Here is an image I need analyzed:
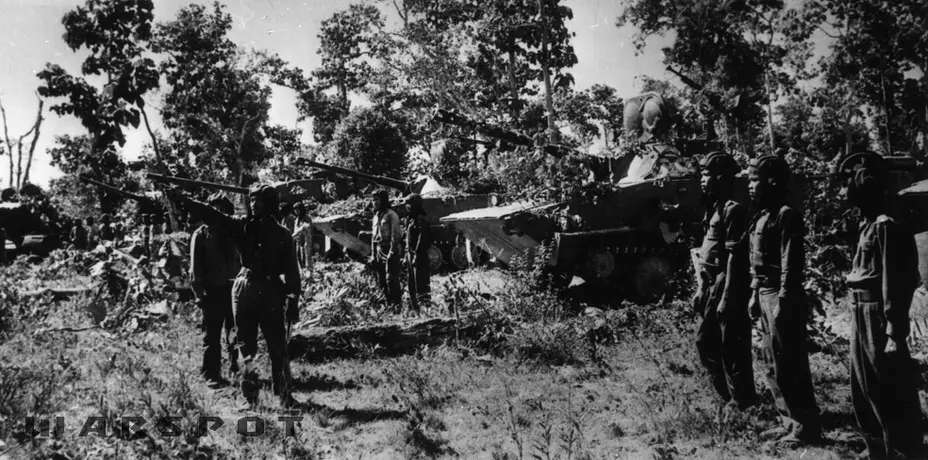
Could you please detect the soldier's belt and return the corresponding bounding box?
[752,277,780,289]
[851,289,881,303]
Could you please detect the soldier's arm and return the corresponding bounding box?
[879,219,915,340]
[388,212,402,255]
[779,207,804,299]
[283,231,302,296]
[170,194,242,237]
[189,229,206,298]
[720,203,748,308]
[413,218,425,255]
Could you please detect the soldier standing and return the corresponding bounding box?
[747,154,821,447]
[86,216,98,248]
[404,194,432,312]
[369,190,402,308]
[70,219,89,251]
[838,151,924,460]
[167,185,301,408]
[99,214,115,242]
[292,202,314,272]
[693,151,756,409]
[190,194,242,389]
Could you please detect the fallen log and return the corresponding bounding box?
[20,286,96,301]
[288,312,490,362]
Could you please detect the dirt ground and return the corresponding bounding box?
[2,261,927,460]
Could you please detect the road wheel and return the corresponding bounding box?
[633,255,674,303]
[450,244,469,270]
[427,245,444,272]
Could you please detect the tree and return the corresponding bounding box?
[323,107,409,178]
[47,134,135,215]
[0,94,44,188]
[618,0,814,157]
[153,2,279,185]
[37,0,160,158]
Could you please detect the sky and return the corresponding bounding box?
[0,0,683,189]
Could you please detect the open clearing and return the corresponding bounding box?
[1,258,926,460]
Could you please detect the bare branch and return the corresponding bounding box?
[22,96,43,186]
[0,96,14,188]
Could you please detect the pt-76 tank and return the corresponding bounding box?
[300,160,498,272]
[0,196,63,259]
[437,93,809,301]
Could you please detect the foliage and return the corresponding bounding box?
[46,134,138,215]
[37,0,159,152]
[618,0,815,156]
[152,2,279,185]
[322,107,410,178]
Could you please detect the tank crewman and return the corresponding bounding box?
[70,219,89,251]
[404,193,432,312]
[190,193,242,389]
[369,190,403,308]
[85,216,98,248]
[747,154,821,447]
[838,151,924,460]
[167,184,301,408]
[693,151,756,410]
[99,214,115,242]
[292,202,314,272]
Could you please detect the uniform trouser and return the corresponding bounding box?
[201,284,238,379]
[757,288,821,437]
[372,244,402,306]
[232,274,293,404]
[694,276,755,405]
[406,254,431,310]
[300,241,313,272]
[851,296,923,459]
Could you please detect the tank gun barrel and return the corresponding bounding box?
[295,159,411,193]
[79,176,164,210]
[145,173,250,194]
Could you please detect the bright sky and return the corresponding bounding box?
[0,0,679,189]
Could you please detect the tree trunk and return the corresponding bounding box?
[538,0,557,144]
[764,73,777,155]
[880,72,893,155]
[141,105,180,232]
[22,98,44,186]
[508,50,521,120]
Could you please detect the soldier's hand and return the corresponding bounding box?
[195,295,208,309]
[748,291,761,320]
[885,337,898,354]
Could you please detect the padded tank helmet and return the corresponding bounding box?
[748,154,791,183]
[249,184,279,213]
[699,151,740,177]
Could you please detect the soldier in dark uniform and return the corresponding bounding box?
[70,219,89,251]
[99,214,115,242]
[404,193,432,312]
[747,154,821,447]
[693,151,756,409]
[369,190,403,308]
[190,194,241,388]
[838,151,924,460]
[167,185,301,408]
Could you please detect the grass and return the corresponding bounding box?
[0,252,925,459]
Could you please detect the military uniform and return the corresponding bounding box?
[694,199,755,406]
[750,203,821,439]
[847,215,923,458]
[190,222,242,384]
[70,224,89,251]
[405,212,432,311]
[372,207,403,306]
[840,150,924,459]
[172,194,301,406]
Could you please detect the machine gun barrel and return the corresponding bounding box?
[146,173,250,194]
[79,176,164,210]
[297,159,411,193]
